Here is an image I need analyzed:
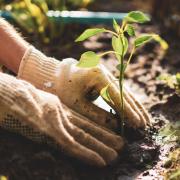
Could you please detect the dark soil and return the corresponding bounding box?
[0,1,180,179]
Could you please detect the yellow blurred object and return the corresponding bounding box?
[83,0,93,7]
[153,34,169,50]
[24,0,47,33]
[0,176,8,180]
[4,0,48,42]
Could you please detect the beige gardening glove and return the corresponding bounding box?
[0,72,124,167]
[18,47,151,129]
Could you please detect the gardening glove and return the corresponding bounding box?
[18,46,151,129]
[0,72,124,167]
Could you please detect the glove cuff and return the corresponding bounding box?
[18,46,60,93]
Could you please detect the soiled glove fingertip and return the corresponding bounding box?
[115,136,125,152]
[91,156,106,167]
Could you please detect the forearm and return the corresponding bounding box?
[0,18,29,73]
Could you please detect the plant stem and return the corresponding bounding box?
[98,51,121,57]
[119,70,124,135]
[104,30,118,37]
[127,46,135,66]
[119,36,125,136]
[121,20,127,32]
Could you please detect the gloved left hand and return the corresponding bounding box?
[0,72,124,167]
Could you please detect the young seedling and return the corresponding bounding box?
[75,11,168,135]
[157,73,180,95]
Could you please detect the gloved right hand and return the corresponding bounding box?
[18,47,150,129]
[0,72,124,167]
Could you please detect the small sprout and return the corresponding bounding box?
[75,10,168,134]
[157,73,180,95]
[158,121,180,144]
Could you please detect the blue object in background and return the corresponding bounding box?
[47,10,127,24]
[0,10,14,22]
[0,10,127,25]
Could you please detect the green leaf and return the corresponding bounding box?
[158,121,180,144]
[75,28,106,42]
[116,63,127,73]
[125,11,150,23]
[100,85,111,102]
[77,51,100,68]
[157,73,176,89]
[112,36,123,60]
[125,24,135,36]
[123,36,128,56]
[112,35,128,59]
[113,19,120,33]
[134,34,153,48]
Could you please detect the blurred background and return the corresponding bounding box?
[0,0,180,59]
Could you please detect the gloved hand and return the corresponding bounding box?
[18,47,150,129]
[0,72,124,167]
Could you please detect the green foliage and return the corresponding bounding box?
[122,36,128,55]
[77,51,100,68]
[125,24,135,36]
[112,36,123,60]
[134,34,153,47]
[116,63,127,73]
[158,121,180,144]
[100,85,111,102]
[75,11,168,134]
[157,73,180,95]
[124,11,150,24]
[5,1,47,32]
[1,0,50,43]
[75,28,106,42]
